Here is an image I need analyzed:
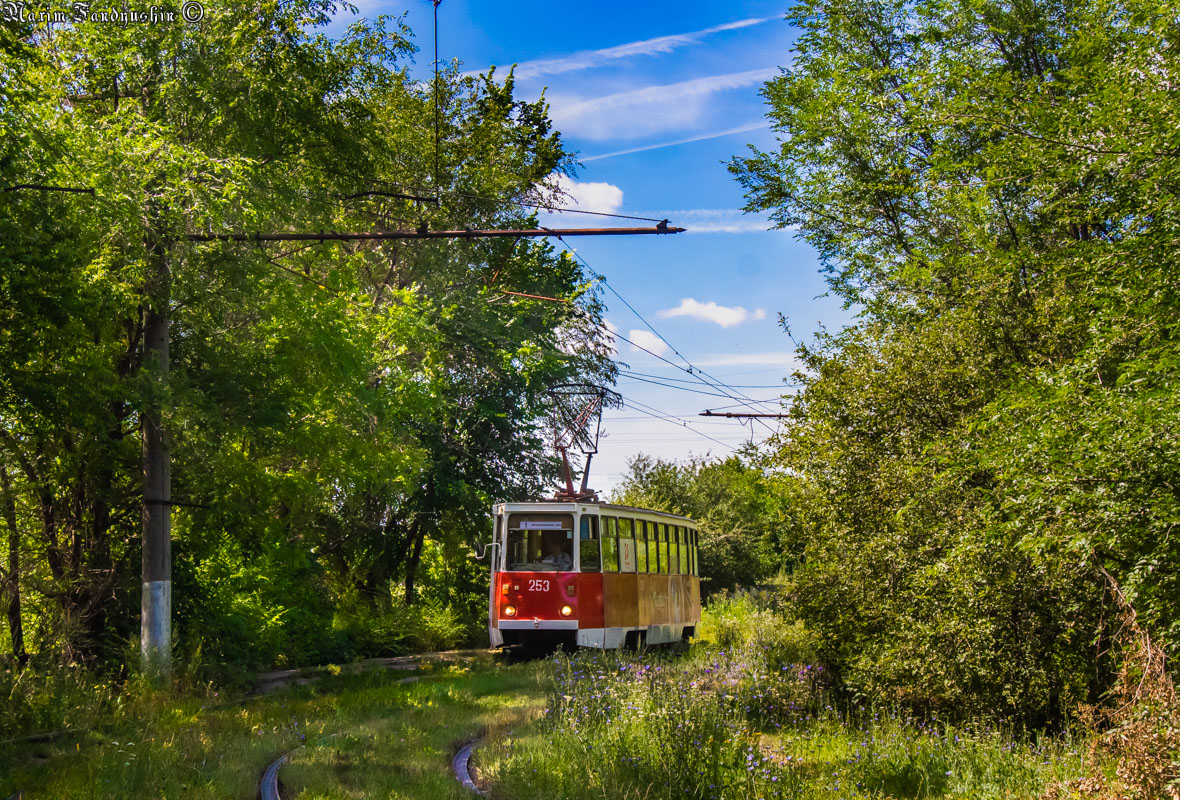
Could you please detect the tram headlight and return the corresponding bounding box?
[560,604,573,617]
[504,604,517,617]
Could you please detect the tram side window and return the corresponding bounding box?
[602,517,619,572]
[691,529,699,576]
[669,525,679,575]
[635,520,648,573]
[658,523,670,574]
[647,522,660,574]
[618,518,636,572]
[678,526,688,574]
[579,516,601,572]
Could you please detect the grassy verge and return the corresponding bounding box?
[282,661,543,799]
[1,656,545,800]
[3,591,1136,799]
[476,595,1099,800]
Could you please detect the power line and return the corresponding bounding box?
[451,189,668,222]
[616,395,736,451]
[8,56,663,234]
[698,398,788,412]
[602,324,780,420]
[606,417,745,426]
[618,368,791,389]
[602,326,786,413]
[617,373,749,399]
[546,238,783,428]
[4,73,96,193]
[616,372,786,405]
[589,315,781,416]
[273,160,667,223]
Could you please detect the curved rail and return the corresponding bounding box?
[255,650,494,799]
[452,739,485,796]
[259,749,296,800]
[260,733,486,800]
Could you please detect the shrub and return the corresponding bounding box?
[698,589,819,670]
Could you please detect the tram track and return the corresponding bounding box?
[452,738,486,796]
[255,649,499,800]
[260,726,486,800]
[254,643,673,798]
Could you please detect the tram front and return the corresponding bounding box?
[488,503,603,650]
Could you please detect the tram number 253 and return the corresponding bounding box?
[528,579,550,592]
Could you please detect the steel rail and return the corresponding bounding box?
[254,648,494,799]
[452,739,485,795]
[259,749,297,800]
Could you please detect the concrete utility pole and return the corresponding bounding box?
[141,243,171,681]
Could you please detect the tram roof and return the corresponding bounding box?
[494,500,697,526]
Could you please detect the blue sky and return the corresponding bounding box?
[330,1,851,492]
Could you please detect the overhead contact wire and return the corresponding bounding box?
[615,395,737,451]
[548,240,783,427]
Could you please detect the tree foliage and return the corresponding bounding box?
[732,0,1180,723]
[612,452,802,596]
[0,2,612,676]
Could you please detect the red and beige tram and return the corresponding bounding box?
[487,500,701,650]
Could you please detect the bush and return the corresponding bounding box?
[331,582,468,656]
[698,588,819,670]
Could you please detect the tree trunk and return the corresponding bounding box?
[0,467,26,664]
[403,478,436,605]
[404,518,425,605]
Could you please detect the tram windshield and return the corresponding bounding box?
[505,513,574,571]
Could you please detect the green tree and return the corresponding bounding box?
[732,0,1180,722]
[613,452,801,595]
[0,2,612,675]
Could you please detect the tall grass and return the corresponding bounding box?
[2,658,542,800]
[0,658,128,741]
[479,595,1094,799]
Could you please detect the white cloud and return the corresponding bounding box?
[683,219,776,234]
[694,351,798,368]
[627,329,670,356]
[582,122,769,162]
[494,17,777,81]
[550,174,624,214]
[548,68,778,141]
[642,208,788,235]
[658,298,766,328]
[603,318,620,356]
